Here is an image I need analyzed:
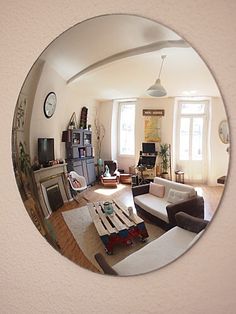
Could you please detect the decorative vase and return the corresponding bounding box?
[161,172,169,179]
[103,202,114,215]
[97,158,103,166]
[128,206,134,217]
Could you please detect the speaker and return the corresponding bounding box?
[131,175,139,186]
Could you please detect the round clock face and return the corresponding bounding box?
[44,92,57,118]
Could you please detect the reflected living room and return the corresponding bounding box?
[12,14,229,276]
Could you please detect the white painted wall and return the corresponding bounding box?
[30,62,67,161]
[97,100,113,162]
[208,97,229,185]
[63,85,99,158]
[136,97,174,160]
[29,63,98,162]
[16,60,44,156]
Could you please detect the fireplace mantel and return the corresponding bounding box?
[33,163,72,217]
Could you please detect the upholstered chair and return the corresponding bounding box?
[100,160,120,187]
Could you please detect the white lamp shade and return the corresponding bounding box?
[147,78,167,97]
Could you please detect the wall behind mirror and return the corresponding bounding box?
[12,14,230,276]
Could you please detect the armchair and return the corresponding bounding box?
[100,160,120,187]
[94,212,209,276]
[67,171,88,202]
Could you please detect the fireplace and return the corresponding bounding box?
[33,163,72,217]
[46,184,64,212]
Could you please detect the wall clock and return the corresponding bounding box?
[43,92,57,118]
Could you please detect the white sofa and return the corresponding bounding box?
[95,212,209,276]
[132,177,204,228]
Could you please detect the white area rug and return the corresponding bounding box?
[62,205,164,270]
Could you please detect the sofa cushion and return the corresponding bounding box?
[149,182,165,198]
[113,226,196,276]
[134,193,169,223]
[167,188,190,204]
[154,177,196,199]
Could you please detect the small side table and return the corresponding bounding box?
[175,170,184,184]
[120,173,132,184]
[217,176,226,184]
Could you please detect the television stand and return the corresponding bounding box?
[137,151,157,180]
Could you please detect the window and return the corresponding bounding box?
[179,117,190,160]
[174,99,209,183]
[181,102,205,114]
[177,100,208,161]
[119,102,135,155]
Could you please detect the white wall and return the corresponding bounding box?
[63,85,99,158]
[16,60,44,154]
[136,97,174,162]
[97,100,113,161]
[30,62,67,161]
[29,63,99,162]
[208,97,229,185]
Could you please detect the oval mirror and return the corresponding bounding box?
[219,120,229,144]
[12,14,230,276]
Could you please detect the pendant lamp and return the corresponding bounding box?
[147,55,167,97]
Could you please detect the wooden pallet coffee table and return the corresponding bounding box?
[87,199,149,254]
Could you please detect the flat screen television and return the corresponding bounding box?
[142,142,156,154]
[38,138,55,166]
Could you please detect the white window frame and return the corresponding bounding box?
[118,101,136,156]
[176,99,209,161]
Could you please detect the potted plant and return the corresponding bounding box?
[19,142,31,175]
[159,143,170,179]
[18,141,32,198]
[94,114,105,172]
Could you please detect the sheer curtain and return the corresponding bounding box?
[174,100,209,184]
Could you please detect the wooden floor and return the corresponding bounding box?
[191,184,224,220]
[49,183,134,273]
[49,182,224,273]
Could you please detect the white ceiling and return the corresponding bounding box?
[40,14,220,99]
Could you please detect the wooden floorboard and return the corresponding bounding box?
[48,182,224,273]
[49,200,99,273]
[192,184,224,220]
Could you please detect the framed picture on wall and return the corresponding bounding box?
[144,116,161,142]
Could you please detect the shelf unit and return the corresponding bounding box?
[137,151,158,182]
[62,129,96,185]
